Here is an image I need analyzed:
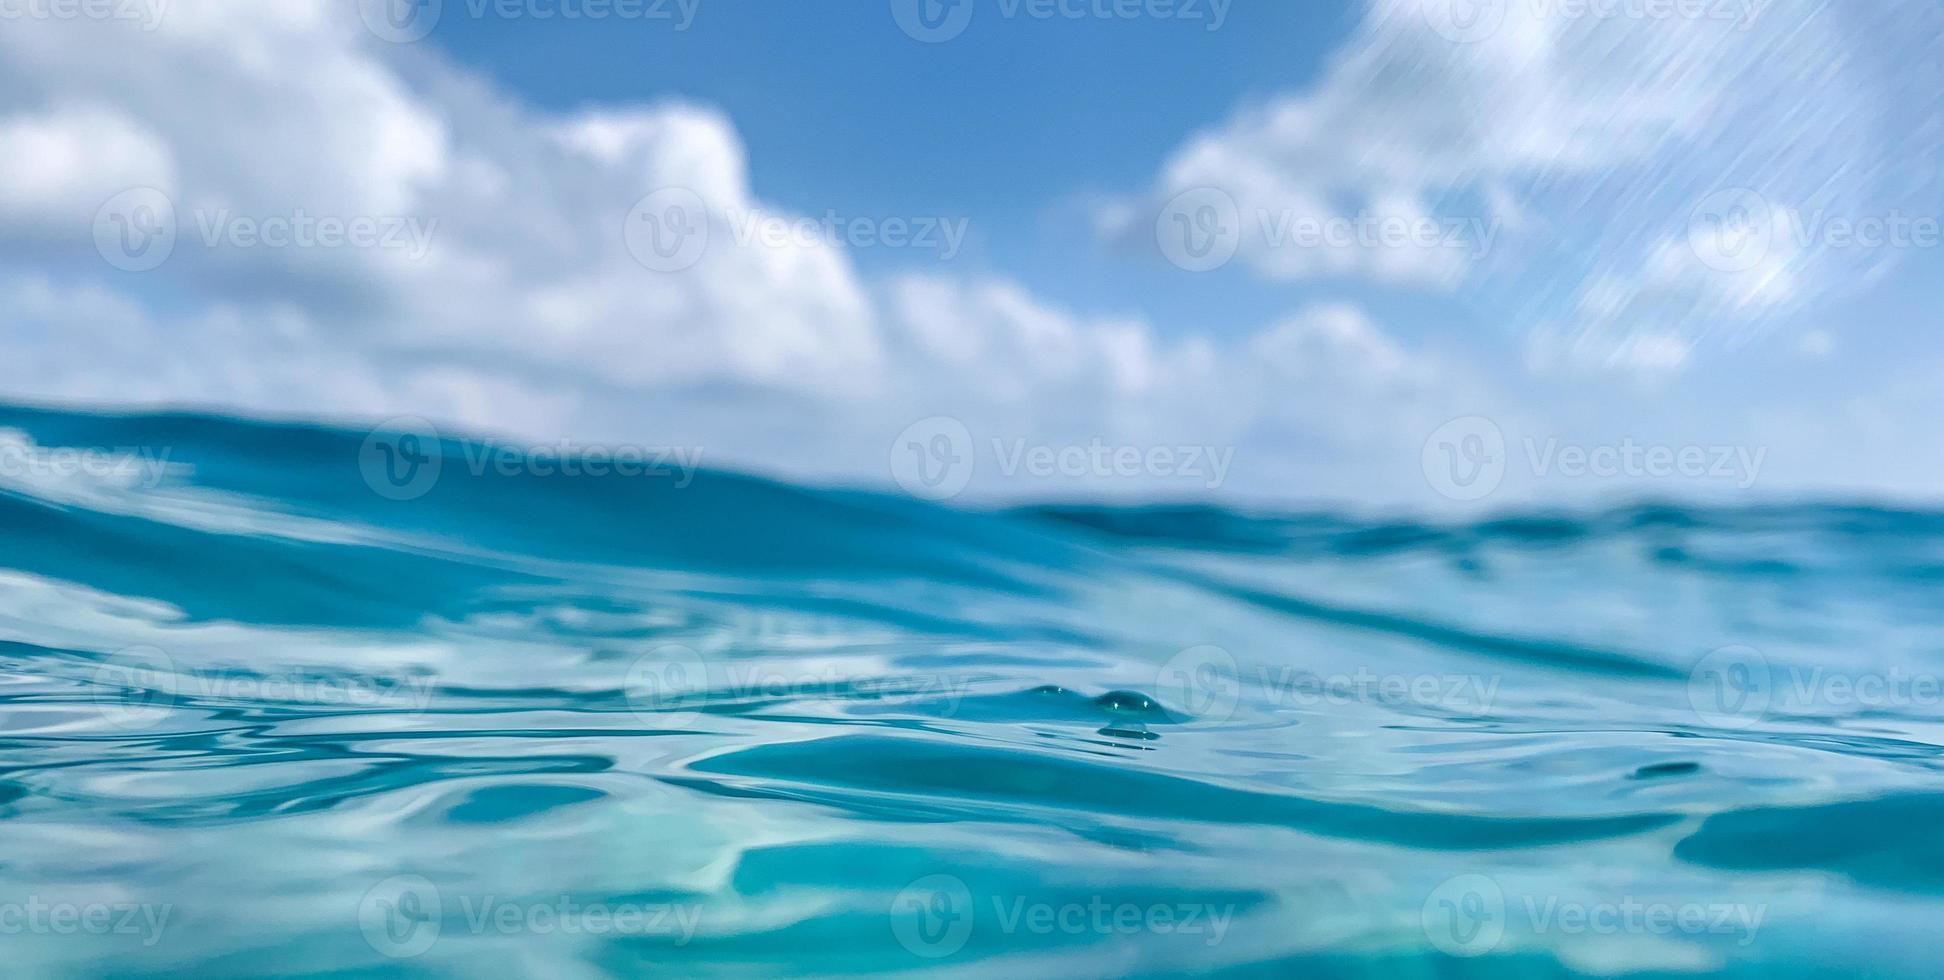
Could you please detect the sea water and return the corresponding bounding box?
[1,403,1941,977]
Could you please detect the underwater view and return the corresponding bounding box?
[4,403,1944,976]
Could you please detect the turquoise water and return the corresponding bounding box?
[2,403,1942,977]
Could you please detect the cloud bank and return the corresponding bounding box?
[0,0,1938,507]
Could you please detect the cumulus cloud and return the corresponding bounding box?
[0,2,883,399]
[0,0,1931,509]
[1112,0,1941,366]
[0,104,175,225]
[867,279,1490,501]
[0,0,1495,504]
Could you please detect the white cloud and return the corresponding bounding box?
[0,0,1933,510]
[1115,0,1938,367]
[0,104,174,224]
[871,279,1496,500]
[0,1,446,220]
[885,277,1194,402]
[0,2,880,399]
[0,0,1491,505]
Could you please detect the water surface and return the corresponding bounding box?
[1,404,1940,977]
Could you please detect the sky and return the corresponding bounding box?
[0,0,1941,512]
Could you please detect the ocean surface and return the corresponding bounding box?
[2,403,1942,978]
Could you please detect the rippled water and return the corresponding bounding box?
[3,403,1943,977]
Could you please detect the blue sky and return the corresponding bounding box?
[429,0,1353,329]
[0,0,1941,509]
